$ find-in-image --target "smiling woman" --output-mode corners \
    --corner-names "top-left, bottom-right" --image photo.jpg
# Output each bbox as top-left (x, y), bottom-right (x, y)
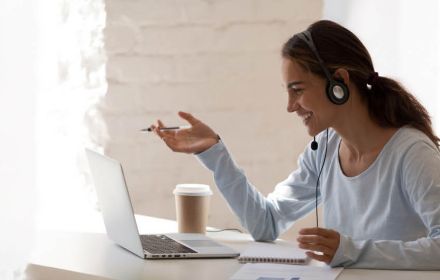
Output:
top-left (151, 20), bottom-right (440, 270)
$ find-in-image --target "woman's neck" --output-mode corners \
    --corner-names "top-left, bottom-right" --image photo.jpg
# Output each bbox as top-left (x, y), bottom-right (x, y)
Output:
top-left (332, 96), bottom-right (397, 160)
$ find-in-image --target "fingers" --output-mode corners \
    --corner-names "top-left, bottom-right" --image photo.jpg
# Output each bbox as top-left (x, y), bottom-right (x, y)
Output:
top-left (149, 113), bottom-right (211, 154)
top-left (299, 227), bottom-right (336, 237)
top-left (151, 120), bottom-right (184, 152)
top-left (153, 124), bottom-right (164, 139)
top-left (298, 241), bottom-right (333, 255)
top-left (297, 235), bottom-right (334, 251)
top-left (178, 111), bottom-right (199, 126)
top-left (305, 251), bottom-right (332, 264)
top-left (297, 227), bottom-right (340, 265)
top-left (153, 119), bottom-right (174, 139)
top-left (157, 119), bottom-right (165, 128)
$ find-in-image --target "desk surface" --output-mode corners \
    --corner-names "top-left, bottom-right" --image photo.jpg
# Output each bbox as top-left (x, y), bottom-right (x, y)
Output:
top-left (30, 214), bottom-right (440, 280)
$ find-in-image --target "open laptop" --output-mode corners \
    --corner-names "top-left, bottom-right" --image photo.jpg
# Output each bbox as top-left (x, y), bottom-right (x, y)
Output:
top-left (85, 148), bottom-right (239, 259)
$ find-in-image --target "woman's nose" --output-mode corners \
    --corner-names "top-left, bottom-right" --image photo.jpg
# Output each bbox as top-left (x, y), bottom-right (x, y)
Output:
top-left (287, 97), bottom-right (299, 113)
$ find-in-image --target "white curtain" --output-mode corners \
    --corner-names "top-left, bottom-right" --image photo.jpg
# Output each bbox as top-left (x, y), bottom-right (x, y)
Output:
top-left (1, 0), bottom-right (106, 277)
top-left (324, 0), bottom-right (440, 134)
top-left (0, 1), bottom-right (37, 278)
top-left (35, 0), bottom-right (106, 231)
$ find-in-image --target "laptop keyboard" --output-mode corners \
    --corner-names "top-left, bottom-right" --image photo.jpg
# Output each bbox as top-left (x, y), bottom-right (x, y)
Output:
top-left (140, 235), bottom-right (197, 254)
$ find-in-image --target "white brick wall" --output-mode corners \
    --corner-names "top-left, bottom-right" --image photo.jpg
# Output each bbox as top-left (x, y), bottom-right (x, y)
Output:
top-left (101, 0), bottom-right (322, 239)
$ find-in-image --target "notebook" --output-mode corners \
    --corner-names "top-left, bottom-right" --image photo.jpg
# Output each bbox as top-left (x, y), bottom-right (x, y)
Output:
top-left (238, 242), bottom-right (310, 265)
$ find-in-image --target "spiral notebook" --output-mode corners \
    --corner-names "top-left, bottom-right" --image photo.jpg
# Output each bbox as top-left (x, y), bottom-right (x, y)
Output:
top-left (238, 242), bottom-right (310, 265)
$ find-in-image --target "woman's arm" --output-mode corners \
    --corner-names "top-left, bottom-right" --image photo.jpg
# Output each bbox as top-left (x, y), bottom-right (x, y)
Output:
top-left (196, 140), bottom-right (319, 241)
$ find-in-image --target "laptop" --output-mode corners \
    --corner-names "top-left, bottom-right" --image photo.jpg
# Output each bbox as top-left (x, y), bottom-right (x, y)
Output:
top-left (85, 148), bottom-right (239, 259)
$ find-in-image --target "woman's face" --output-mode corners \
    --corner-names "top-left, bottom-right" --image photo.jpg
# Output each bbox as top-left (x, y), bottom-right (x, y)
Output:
top-left (282, 58), bottom-right (336, 136)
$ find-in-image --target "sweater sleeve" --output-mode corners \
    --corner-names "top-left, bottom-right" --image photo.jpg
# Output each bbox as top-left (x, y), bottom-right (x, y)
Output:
top-left (196, 140), bottom-right (319, 241)
top-left (330, 141), bottom-right (440, 269)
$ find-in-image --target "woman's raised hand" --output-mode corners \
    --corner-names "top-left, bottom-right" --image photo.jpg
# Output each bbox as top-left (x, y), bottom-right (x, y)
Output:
top-left (151, 111), bottom-right (220, 154)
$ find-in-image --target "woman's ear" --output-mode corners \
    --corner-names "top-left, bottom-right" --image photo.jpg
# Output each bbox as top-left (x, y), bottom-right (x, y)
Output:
top-left (333, 68), bottom-right (350, 85)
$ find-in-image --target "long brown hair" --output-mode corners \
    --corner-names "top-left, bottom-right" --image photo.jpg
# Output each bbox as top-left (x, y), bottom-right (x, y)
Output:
top-left (281, 20), bottom-right (440, 149)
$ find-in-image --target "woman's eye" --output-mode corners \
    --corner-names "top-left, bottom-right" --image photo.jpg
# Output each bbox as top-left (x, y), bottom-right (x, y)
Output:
top-left (292, 88), bottom-right (304, 95)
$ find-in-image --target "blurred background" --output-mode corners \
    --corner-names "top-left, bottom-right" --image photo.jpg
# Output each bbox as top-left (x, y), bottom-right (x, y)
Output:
top-left (1, 0), bottom-right (439, 277)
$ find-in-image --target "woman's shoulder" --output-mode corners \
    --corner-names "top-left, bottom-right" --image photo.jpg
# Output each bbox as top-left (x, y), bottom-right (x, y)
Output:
top-left (382, 127), bottom-right (439, 169)
top-left (390, 126), bottom-right (438, 152)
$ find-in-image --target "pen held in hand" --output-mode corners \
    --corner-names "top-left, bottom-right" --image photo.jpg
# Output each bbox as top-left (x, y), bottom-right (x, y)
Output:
top-left (140, 125), bottom-right (191, 132)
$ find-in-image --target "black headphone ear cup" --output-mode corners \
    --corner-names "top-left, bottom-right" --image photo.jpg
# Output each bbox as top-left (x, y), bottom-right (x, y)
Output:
top-left (326, 79), bottom-right (349, 105)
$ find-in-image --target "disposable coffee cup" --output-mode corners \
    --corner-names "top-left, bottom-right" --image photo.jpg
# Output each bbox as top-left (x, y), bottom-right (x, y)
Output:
top-left (173, 184), bottom-right (212, 234)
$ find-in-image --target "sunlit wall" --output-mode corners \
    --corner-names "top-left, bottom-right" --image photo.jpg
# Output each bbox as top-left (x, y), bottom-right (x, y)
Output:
top-left (0, 1), bottom-right (37, 278)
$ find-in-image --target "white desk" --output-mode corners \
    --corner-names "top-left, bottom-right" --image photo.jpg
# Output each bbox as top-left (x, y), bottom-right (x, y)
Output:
top-left (30, 214), bottom-right (440, 280)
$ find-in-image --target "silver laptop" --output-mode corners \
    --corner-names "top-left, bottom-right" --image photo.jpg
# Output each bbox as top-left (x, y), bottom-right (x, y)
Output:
top-left (85, 148), bottom-right (239, 259)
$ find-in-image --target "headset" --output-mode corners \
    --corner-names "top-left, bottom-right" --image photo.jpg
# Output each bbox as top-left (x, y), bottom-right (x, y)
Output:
top-left (295, 30), bottom-right (349, 227)
top-left (296, 30), bottom-right (350, 106)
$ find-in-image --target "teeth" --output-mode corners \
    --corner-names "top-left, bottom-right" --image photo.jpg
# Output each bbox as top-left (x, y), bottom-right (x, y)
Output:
top-left (302, 112), bottom-right (312, 122)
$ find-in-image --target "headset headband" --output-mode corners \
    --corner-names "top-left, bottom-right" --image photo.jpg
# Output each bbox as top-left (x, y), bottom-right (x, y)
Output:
top-left (296, 30), bottom-right (333, 82)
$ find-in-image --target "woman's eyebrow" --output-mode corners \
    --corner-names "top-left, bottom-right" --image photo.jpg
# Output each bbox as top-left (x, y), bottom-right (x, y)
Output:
top-left (286, 81), bottom-right (304, 89)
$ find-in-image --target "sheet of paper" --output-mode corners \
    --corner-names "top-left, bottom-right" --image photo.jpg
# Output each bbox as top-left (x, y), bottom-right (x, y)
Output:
top-left (229, 263), bottom-right (343, 280)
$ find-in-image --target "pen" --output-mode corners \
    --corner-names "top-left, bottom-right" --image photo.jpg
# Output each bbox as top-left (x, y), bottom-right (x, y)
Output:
top-left (140, 125), bottom-right (191, 132)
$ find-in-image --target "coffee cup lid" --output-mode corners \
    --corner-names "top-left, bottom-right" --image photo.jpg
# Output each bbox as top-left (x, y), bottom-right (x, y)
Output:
top-left (173, 184), bottom-right (213, 196)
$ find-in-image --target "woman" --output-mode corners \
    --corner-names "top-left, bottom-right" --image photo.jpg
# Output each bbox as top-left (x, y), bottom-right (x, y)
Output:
top-left (151, 20), bottom-right (440, 269)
